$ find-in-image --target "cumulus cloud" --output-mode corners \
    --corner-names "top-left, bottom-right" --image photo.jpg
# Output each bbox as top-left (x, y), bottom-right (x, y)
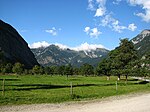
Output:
top-left (100, 14), bottom-right (137, 33)
top-left (54, 43), bottom-right (69, 50)
top-left (84, 27), bottom-right (102, 38)
top-left (88, 0), bottom-right (95, 10)
top-left (84, 27), bottom-right (90, 34)
top-left (95, 7), bottom-right (106, 17)
top-left (88, 0), bottom-right (106, 16)
top-left (29, 41), bottom-right (105, 51)
top-left (90, 28), bottom-right (102, 37)
top-left (128, 0), bottom-right (150, 22)
top-left (72, 42), bottom-right (105, 51)
top-left (87, 0), bottom-right (139, 33)
top-left (45, 27), bottom-right (61, 36)
top-left (128, 23), bottom-right (137, 31)
top-left (101, 14), bottom-right (126, 33)
top-left (112, 20), bottom-right (127, 33)
top-left (29, 41), bottom-right (50, 48)
top-left (96, 0), bottom-right (106, 6)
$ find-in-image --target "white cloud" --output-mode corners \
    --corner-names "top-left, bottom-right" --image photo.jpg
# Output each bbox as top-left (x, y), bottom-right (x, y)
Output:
top-left (100, 14), bottom-right (137, 33)
top-left (84, 27), bottom-right (90, 34)
top-left (128, 23), bottom-right (137, 31)
top-left (84, 27), bottom-right (102, 38)
top-left (101, 14), bottom-right (114, 26)
top-left (128, 0), bottom-right (150, 22)
top-left (54, 43), bottom-right (69, 50)
top-left (29, 41), bottom-right (105, 51)
top-left (96, 0), bottom-right (106, 6)
top-left (87, 0), bottom-right (139, 33)
top-left (29, 41), bottom-right (50, 48)
top-left (112, 20), bottom-right (127, 33)
top-left (88, 0), bottom-right (95, 10)
top-left (90, 28), bottom-right (102, 37)
top-left (95, 7), bottom-right (106, 17)
top-left (101, 14), bottom-right (127, 33)
top-left (45, 27), bottom-right (61, 36)
top-left (88, 0), bottom-right (106, 16)
top-left (72, 42), bottom-right (105, 51)
top-left (112, 0), bottom-right (122, 5)
top-left (95, 0), bottom-right (106, 17)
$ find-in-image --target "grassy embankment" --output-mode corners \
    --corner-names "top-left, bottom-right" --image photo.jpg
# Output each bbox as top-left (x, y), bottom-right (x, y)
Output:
top-left (0, 75), bottom-right (150, 105)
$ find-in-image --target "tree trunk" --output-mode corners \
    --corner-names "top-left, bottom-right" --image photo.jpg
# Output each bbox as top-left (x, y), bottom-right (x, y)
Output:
top-left (125, 75), bottom-right (128, 84)
top-left (125, 75), bottom-right (128, 81)
top-left (118, 75), bottom-right (120, 81)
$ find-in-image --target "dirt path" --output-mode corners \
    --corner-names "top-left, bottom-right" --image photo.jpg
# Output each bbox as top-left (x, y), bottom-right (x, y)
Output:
top-left (1, 93), bottom-right (150, 112)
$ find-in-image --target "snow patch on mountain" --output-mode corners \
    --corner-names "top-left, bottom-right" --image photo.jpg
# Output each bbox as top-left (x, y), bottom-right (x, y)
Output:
top-left (132, 30), bottom-right (150, 44)
top-left (30, 42), bottom-right (106, 51)
top-left (141, 30), bottom-right (150, 35)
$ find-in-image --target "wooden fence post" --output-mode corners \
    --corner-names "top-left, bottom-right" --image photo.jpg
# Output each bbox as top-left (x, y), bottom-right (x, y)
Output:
top-left (116, 81), bottom-right (118, 91)
top-left (70, 82), bottom-right (73, 96)
top-left (2, 79), bottom-right (5, 96)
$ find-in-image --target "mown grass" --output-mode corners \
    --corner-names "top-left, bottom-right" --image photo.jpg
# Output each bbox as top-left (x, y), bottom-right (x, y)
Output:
top-left (0, 75), bottom-right (150, 105)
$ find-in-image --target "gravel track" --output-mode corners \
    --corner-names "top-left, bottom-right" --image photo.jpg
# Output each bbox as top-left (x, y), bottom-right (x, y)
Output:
top-left (1, 93), bottom-right (150, 112)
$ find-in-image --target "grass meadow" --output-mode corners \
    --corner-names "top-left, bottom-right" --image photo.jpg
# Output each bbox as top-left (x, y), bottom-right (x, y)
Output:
top-left (0, 75), bottom-right (150, 105)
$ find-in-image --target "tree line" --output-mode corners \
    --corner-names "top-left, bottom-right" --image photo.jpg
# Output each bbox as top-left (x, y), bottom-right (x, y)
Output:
top-left (0, 62), bottom-right (95, 76)
top-left (0, 39), bottom-right (149, 78)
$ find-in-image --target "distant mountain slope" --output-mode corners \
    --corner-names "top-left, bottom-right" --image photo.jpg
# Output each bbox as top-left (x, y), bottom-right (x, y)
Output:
top-left (0, 20), bottom-right (39, 68)
top-left (131, 29), bottom-right (150, 56)
top-left (31, 45), bottom-right (109, 67)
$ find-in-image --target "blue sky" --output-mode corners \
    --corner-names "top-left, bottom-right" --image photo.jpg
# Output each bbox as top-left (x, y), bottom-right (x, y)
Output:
top-left (0, 0), bottom-right (150, 50)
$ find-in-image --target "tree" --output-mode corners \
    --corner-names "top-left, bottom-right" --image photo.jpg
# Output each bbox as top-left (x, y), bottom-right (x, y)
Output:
top-left (142, 52), bottom-right (150, 76)
top-left (108, 38), bottom-right (138, 80)
top-left (44, 66), bottom-right (52, 75)
top-left (58, 65), bottom-right (65, 75)
top-left (73, 67), bottom-right (80, 76)
top-left (2, 63), bottom-right (12, 74)
top-left (97, 58), bottom-right (111, 80)
top-left (133, 52), bottom-right (150, 77)
top-left (12, 62), bottom-right (24, 74)
top-left (80, 63), bottom-right (94, 76)
top-left (32, 65), bottom-right (43, 75)
top-left (64, 64), bottom-right (73, 78)
top-left (50, 66), bottom-right (59, 75)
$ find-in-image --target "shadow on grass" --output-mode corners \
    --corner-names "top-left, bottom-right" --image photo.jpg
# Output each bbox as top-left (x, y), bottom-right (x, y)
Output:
top-left (0, 78), bottom-right (20, 81)
top-left (138, 81), bottom-right (150, 84)
top-left (1, 80), bottom-right (149, 91)
top-left (1, 83), bottom-right (115, 91)
top-left (127, 79), bottom-right (139, 81)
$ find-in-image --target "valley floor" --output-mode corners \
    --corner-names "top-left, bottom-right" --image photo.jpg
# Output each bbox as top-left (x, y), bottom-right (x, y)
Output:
top-left (1, 93), bottom-right (150, 112)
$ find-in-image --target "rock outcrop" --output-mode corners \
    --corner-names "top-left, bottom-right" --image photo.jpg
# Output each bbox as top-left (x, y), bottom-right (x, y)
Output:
top-left (0, 20), bottom-right (39, 68)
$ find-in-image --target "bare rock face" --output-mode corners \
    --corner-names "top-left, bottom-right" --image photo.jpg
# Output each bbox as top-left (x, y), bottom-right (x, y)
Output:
top-left (0, 20), bottom-right (39, 68)
top-left (131, 29), bottom-right (150, 57)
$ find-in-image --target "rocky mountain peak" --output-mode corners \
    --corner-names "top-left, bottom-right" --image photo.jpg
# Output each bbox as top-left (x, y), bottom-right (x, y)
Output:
top-left (132, 29), bottom-right (150, 45)
top-left (131, 29), bottom-right (150, 57)
top-left (140, 29), bottom-right (150, 36)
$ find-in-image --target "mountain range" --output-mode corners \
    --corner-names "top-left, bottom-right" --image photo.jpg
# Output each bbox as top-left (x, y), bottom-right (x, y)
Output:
top-left (31, 45), bottom-right (109, 67)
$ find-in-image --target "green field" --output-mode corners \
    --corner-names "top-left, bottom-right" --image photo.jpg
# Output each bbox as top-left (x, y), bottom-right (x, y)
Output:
top-left (0, 75), bottom-right (150, 105)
